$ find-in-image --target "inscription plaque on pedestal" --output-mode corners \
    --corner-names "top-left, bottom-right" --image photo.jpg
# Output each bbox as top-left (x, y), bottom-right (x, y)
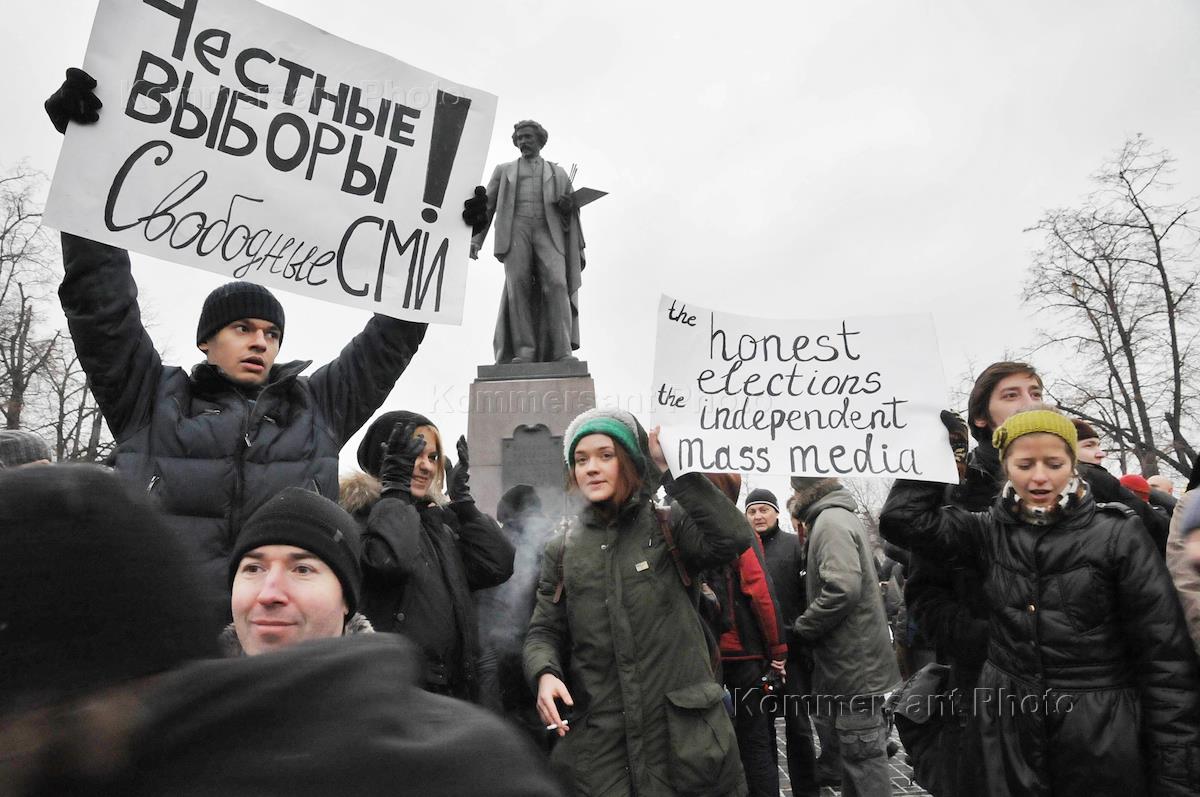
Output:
top-left (501, 424), bottom-right (568, 518)
top-left (467, 365), bottom-right (596, 519)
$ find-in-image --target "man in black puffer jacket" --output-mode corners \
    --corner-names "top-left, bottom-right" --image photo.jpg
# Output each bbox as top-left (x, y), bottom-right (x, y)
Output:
top-left (58, 233), bottom-right (427, 633)
top-left (48, 73), bottom-right (433, 633)
top-left (901, 361), bottom-right (1042, 795)
top-left (747, 488), bottom-right (818, 797)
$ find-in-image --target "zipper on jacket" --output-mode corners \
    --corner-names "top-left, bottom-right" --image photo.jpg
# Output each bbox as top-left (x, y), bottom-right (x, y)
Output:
top-left (1029, 531), bottom-right (1049, 687)
top-left (146, 475), bottom-right (160, 494)
top-left (228, 379), bottom-right (283, 544)
top-left (228, 394), bottom-right (253, 545)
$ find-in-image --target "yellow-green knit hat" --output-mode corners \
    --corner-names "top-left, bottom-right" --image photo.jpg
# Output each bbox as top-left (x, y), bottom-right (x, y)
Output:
top-left (992, 409), bottom-right (1078, 459)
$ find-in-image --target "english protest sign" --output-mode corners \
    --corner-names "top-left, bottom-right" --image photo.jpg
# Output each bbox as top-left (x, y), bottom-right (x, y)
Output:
top-left (649, 295), bottom-right (959, 483)
top-left (45, 0), bottom-right (498, 324)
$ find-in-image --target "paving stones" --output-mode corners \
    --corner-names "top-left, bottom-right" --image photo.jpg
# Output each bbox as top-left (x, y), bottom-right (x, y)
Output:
top-left (774, 717), bottom-right (931, 797)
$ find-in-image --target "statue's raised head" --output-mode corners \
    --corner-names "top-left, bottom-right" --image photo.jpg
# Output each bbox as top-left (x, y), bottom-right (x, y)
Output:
top-left (511, 120), bottom-right (549, 148)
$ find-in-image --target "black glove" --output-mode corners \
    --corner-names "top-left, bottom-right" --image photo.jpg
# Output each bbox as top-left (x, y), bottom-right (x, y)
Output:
top-left (940, 410), bottom-right (970, 481)
top-left (379, 422), bottom-right (426, 500)
top-left (444, 435), bottom-right (472, 503)
top-left (45, 68), bottom-right (102, 134)
top-left (462, 186), bottom-right (488, 234)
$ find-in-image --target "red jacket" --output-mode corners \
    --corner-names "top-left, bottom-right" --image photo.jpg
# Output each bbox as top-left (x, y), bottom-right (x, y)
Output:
top-left (717, 531), bottom-right (788, 661)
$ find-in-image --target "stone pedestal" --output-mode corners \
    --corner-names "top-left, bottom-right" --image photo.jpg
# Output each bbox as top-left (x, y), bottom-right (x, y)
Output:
top-left (467, 360), bottom-right (595, 520)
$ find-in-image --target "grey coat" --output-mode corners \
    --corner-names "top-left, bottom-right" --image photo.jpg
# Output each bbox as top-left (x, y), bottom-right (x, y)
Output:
top-left (793, 487), bottom-right (900, 699)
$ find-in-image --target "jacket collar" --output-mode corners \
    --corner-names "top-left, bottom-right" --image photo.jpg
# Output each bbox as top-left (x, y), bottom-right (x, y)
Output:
top-left (969, 439), bottom-right (1002, 482)
top-left (758, 523), bottom-right (782, 539)
top-left (191, 358), bottom-right (312, 396)
top-left (219, 612), bottom-right (375, 657)
top-left (579, 492), bottom-right (650, 529)
top-left (993, 480), bottom-right (1096, 530)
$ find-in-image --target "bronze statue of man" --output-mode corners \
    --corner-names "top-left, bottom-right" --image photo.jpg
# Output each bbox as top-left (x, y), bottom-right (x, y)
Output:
top-left (470, 120), bottom-right (584, 364)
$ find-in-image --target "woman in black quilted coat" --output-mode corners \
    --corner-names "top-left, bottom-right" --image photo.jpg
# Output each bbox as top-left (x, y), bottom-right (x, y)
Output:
top-left (881, 406), bottom-right (1200, 796)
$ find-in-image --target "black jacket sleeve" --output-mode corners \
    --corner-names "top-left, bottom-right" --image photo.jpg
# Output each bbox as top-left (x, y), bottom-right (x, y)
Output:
top-left (524, 533), bottom-right (568, 687)
top-left (445, 501), bottom-right (515, 591)
top-left (307, 315), bottom-right (427, 445)
top-left (1080, 464), bottom-right (1168, 555)
top-left (663, 471), bottom-right (754, 570)
top-left (1111, 513), bottom-right (1200, 794)
top-left (905, 552), bottom-right (989, 669)
top-left (360, 496), bottom-right (425, 583)
top-left (879, 478), bottom-right (988, 573)
top-left (57, 233), bottom-right (162, 441)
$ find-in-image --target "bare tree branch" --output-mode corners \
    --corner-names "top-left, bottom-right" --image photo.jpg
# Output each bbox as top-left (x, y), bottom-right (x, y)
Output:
top-left (1023, 135), bottom-right (1200, 478)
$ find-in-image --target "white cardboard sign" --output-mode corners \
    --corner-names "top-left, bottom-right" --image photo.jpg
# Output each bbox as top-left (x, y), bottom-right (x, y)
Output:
top-left (649, 295), bottom-right (959, 483)
top-left (45, 0), bottom-right (498, 324)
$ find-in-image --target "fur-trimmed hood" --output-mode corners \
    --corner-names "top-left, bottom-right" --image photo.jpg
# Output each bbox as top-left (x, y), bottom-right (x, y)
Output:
top-left (338, 470), bottom-right (449, 516)
top-left (339, 471), bottom-right (383, 517)
top-left (789, 478), bottom-right (843, 524)
top-left (219, 612), bottom-right (375, 657)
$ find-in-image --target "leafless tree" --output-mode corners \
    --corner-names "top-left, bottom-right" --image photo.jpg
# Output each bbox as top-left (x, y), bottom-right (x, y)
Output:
top-left (1024, 135), bottom-right (1199, 477)
top-left (842, 476), bottom-right (894, 551)
top-left (0, 166), bottom-right (60, 430)
top-left (33, 344), bottom-right (113, 462)
top-left (0, 163), bottom-right (123, 460)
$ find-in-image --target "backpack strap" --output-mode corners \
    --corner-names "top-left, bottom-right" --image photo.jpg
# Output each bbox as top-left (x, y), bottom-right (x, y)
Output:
top-left (655, 506), bottom-right (692, 588)
top-left (552, 519), bottom-right (573, 605)
top-left (553, 541), bottom-right (566, 604)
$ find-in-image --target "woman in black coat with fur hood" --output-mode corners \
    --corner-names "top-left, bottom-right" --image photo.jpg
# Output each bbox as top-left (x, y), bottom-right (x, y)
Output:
top-left (340, 411), bottom-right (515, 701)
top-left (881, 406), bottom-right (1200, 797)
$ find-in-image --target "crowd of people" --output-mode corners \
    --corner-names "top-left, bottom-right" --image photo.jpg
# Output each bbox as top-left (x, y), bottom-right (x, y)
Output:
top-left (4, 73), bottom-right (1200, 797)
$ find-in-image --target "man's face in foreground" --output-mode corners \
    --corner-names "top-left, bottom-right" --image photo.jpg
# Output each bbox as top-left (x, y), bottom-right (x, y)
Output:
top-left (232, 545), bottom-right (346, 655)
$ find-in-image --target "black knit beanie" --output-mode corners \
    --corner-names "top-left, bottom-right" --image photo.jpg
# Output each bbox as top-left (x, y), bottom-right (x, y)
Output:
top-left (0, 465), bottom-right (218, 712)
top-left (228, 488), bottom-right (362, 614)
top-left (196, 281), bottom-right (286, 345)
top-left (497, 484), bottom-right (542, 525)
top-left (357, 410), bottom-right (436, 478)
top-left (744, 488), bottom-right (779, 512)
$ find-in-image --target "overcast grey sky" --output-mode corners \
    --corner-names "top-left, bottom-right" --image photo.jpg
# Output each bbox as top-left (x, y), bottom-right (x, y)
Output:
top-left (3, 0), bottom-right (1198, 504)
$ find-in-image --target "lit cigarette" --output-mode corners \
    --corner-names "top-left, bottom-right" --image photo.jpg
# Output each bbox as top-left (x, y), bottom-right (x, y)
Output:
top-left (546, 720), bottom-right (570, 730)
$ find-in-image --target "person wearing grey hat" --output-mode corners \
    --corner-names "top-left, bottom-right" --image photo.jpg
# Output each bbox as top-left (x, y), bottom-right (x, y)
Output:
top-left (0, 429), bottom-right (52, 468)
top-left (223, 488), bottom-right (375, 657)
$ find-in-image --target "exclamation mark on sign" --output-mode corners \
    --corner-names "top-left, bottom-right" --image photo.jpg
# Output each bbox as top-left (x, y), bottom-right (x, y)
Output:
top-left (421, 90), bottom-right (473, 223)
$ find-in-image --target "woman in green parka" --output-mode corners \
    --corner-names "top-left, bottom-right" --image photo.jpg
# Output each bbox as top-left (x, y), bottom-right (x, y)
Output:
top-left (523, 408), bottom-right (752, 797)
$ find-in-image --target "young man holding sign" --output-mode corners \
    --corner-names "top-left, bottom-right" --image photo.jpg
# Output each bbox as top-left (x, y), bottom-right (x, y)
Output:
top-left (45, 72), bottom-right (458, 632)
